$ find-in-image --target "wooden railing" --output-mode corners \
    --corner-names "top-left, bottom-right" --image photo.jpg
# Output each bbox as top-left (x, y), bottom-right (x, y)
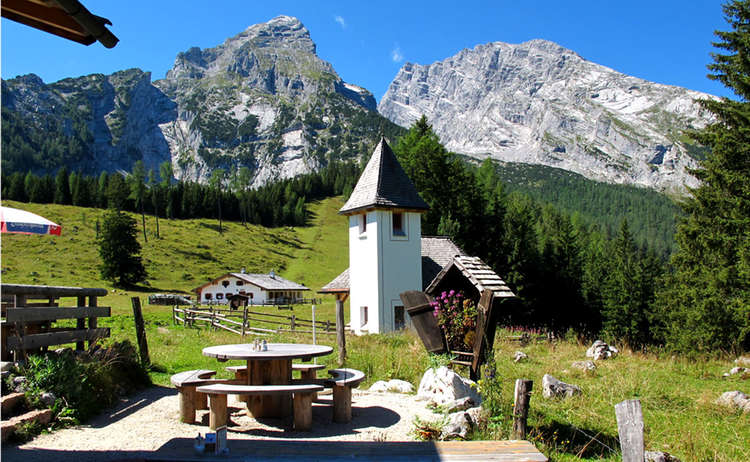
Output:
top-left (1, 284), bottom-right (110, 361)
top-left (172, 305), bottom-right (334, 337)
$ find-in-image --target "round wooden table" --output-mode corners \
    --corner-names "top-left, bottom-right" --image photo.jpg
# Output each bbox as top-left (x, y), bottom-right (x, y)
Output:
top-left (202, 343), bottom-right (333, 418)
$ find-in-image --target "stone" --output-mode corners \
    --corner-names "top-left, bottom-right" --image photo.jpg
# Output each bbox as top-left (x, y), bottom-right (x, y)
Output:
top-left (12, 376), bottom-right (27, 392)
top-left (440, 411), bottom-right (472, 440)
top-left (513, 351), bottom-right (528, 363)
top-left (1, 409), bottom-right (53, 443)
top-left (465, 406), bottom-right (487, 428)
top-left (645, 451), bottom-right (682, 462)
top-left (542, 374), bottom-right (581, 398)
top-left (1, 392), bottom-right (25, 415)
top-left (736, 356), bottom-right (750, 367)
top-left (417, 367), bottom-right (481, 406)
top-left (586, 340), bottom-right (618, 360)
top-left (368, 379), bottom-right (414, 394)
top-left (39, 392), bottom-right (57, 407)
top-left (571, 360), bottom-right (596, 373)
top-left (445, 396), bottom-right (475, 413)
top-left (716, 390), bottom-right (750, 413)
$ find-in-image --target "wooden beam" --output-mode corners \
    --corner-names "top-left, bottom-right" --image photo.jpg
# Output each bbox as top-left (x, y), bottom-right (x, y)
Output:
top-left (471, 289), bottom-right (497, 380)
top-left (1, 284), bottom-right (108, 298)
top-left (5, 328), bottom-right (110, 350)
top-left (1, 0), bottom-right (92, 42)
top-left (5, 306), bottom-right (110, 323)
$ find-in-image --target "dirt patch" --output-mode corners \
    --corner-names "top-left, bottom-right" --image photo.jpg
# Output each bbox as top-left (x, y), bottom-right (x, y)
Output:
top-left (2, 385), bottom-right (439, 461)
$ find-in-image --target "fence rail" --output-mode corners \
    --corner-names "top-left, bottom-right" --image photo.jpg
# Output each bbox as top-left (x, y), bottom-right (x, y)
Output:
top-left (172, 305), bottom-right (335, 337)
top-left (1, 284), bottom-right (110, 360)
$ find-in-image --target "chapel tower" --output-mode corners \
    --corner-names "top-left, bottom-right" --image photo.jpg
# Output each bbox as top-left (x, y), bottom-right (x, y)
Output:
top-left (338, 138), bottom-right (429, 334)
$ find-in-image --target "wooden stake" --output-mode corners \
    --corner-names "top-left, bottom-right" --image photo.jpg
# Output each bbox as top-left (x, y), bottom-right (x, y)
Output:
top-left (336, 297), bottom-right (346, 366)
top-left (131, 297), bottom-right (150, 366)
top-left (512, 379), bottom-right (533, 440)
top-left (615, 399), bottom-right (644, 462)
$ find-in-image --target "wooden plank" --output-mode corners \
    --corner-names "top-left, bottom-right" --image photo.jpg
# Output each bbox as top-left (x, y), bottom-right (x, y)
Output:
top-left (1, 284), bottom-right (108, 298)
top-left (5, 328), bottom-right (110, 350)
top-left (4, 307), bottom-right (110, 322)
top-left (471, 289), bottom-right (497, 380)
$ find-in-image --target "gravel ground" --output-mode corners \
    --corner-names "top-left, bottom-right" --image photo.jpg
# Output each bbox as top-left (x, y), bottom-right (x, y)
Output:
top-left (2, 386), bottom-right (438, 461)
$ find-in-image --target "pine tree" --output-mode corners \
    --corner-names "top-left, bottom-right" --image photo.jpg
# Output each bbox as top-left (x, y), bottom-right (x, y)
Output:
top-left (54, 167), bottom-right (71, 204)
top-left (660, 0), bottom-right (750, 353)
top-left (98, 209), bottom-right (147, 287)
top-left (128, 161), bottom-right (148, 242)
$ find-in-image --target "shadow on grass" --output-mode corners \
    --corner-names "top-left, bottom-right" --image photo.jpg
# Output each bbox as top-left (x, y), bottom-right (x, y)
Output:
top-left (529, 420), bottom-right (619, 459)
top-left (172, 247), bottom-right (218, 262)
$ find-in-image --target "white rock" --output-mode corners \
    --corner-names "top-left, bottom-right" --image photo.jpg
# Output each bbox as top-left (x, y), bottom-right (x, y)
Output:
top-left (369, 379), bottom-right (414, 394)
top-left (716, 390), bottom-right (750, 413)
top-left (369, 381), bottom-right (390, 393)
top-left (446, 396), bottom-right (475, 413)
top-left (586, 340), bottom-right (618, 360)
top-left (542, 374), bottom-right (581, 399)
top-left (571, 360), bottom-right (596, 373)
top-left (417, 367), bottom-right (481, 406)
top-left (645, 451), bottom-right (682, 462)
top-left (513, 351), bottom-right (528, 363)
top-left (440, 411), bottom-right (472, 440)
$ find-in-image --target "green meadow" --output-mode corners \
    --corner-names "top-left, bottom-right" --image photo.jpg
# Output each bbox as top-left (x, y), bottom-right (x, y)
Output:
top-left (1, 199), bottom-right (748, 461)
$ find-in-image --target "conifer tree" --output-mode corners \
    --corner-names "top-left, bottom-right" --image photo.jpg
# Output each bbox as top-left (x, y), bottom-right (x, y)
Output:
top-left (128, 161), bottom-right (148, 242)
top-left (98, 209), bottom-right (147, 287)
top-left (660, 0), bottom-right (750, 352)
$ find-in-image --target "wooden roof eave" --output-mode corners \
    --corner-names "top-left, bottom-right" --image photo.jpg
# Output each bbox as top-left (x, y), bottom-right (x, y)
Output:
top-left (339, 205), bottom-right (429, 216)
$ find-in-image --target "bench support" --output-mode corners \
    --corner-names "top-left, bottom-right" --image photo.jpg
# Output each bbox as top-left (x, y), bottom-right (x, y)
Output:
top-left (208, 394), bottom-right (228, 430)
top-left (332, 385), bottom-right (352, 423)
top-left (178, 386), bottom-right (197, 423)
top-left (293, 392), bottom-right (314, 431)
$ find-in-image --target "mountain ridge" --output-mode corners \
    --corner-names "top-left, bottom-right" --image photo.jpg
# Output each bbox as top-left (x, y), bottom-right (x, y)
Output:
top-left (378, 38), bottom-right (715, 192)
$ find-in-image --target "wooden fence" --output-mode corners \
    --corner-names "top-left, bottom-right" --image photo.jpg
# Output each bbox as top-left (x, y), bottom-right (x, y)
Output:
top-left (1, 284), bottom-right (110, 361)
top-left (172, 305), bottom-right (335, 337)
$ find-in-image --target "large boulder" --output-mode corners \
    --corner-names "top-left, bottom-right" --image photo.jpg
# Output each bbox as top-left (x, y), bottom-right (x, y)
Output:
top-left (585, 340), bottom-right (618, 360)
top-left (542, 374), bottom-right (582, 398)
top-left (440, 411), bottom-right (473, 440)
top-left (716, 390), bottom-right (750, 413)
top-left (417, 366), bottom-right (481, 406)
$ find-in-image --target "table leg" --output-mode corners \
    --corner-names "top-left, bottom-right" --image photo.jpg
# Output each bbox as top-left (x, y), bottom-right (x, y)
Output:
top-left (246, 358), bottom-right (292, 418)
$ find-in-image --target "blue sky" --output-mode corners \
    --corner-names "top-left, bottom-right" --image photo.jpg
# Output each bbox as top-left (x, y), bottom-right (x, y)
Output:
top-left (1, 1), bottom-right (731, 102)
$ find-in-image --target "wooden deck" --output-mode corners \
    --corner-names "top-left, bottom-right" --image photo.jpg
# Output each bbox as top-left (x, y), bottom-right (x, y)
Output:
top-left (150, 439), bottom-right (547, 461)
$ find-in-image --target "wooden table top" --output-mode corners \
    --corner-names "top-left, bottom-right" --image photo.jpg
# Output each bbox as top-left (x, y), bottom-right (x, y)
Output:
top-left (202, 343), bottom-right (333, 361)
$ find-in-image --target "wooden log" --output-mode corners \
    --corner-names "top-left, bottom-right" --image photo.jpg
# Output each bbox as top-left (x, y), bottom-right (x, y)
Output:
top-left (512, 379), bottom-right (533, 440)
top-left (246, 358), bottom-right (292, 418)
top-left (336, 298), bottom-right (346, 366)
top-left (293, 392), bottom-right (314, 431)
top-left (332, 385), bottom-right (352, 423)
top-left (178, 385), bottom-right (197, 423)
top-left (131, 297), bottom-right (150, 366)
top-left (5, 328), bottom-right (110, 350)
top-left (208, 393), bottom-right (228, 430)
top-left (195, 390), bottom-right (208, 411)
top-left (615, 399), bottom-right (644, 462)
top-left (4, 307), bottom-right (110, 323)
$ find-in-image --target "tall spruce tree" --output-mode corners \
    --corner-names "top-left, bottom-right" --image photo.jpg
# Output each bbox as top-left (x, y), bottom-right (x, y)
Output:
top-left (660, 0), bottom-right (750, 352)
top-left (98, 209), bottom-right (147, 287)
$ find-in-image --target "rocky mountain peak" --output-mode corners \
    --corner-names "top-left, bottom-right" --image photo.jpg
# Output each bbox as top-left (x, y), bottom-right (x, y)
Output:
top-left (379, 39), bottom-right (714, 192)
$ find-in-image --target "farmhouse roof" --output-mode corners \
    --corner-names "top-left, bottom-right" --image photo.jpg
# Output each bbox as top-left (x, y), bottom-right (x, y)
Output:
top-left (339, 137), bottom-right (429, 215)
top-left (425, 255), bottom-right (516, 299)
top-left (193, 272), bottom-right (309, 293)
top-left (319, 268), bottom-right (350, 294)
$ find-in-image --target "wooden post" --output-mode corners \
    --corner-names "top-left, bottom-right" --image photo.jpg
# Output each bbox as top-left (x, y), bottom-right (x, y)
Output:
top-left (88, 295), bottom-right (98, 349)
top-left (131, 297), bottom-right (150, 366)
top-left (512, 379), bottom-right (533, 440)
top-left (290, 314), bottom-right (296, 331)
top-left (241, 306), bottom-right (247, 338)
top-left (615, 399), bottom-right (644, 462)
top-left (76, 295), bottom-right (86, 351)
top-left (471, 289), bottom-right (497, 381)
top-left (336, 297), bottom-right (346, 366)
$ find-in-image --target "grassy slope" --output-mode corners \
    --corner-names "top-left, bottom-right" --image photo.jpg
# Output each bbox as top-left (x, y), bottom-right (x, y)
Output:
top-left (2, 200), bottom-right (748, 461)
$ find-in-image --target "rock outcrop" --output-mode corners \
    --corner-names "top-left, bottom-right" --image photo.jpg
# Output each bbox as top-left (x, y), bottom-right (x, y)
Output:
top-left (379, 39), bottom-right (716, 193)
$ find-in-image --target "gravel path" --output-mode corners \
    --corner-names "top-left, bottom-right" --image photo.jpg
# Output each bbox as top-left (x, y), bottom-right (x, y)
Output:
top-left (2, 386), bottom-right (438, 461)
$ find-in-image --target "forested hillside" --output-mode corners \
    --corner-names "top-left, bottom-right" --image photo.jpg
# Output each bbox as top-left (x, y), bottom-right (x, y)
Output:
top-left (484, 161), bottom-right (681, 256)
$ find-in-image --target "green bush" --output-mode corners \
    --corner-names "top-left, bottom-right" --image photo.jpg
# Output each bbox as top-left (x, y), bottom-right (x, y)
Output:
top-left (20, 340), bottom-right (151, 423)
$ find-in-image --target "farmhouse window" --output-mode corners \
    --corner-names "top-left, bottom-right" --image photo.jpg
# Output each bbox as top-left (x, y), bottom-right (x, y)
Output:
top-left (222, 280), bottom-right (230, 288)
top-left (216, 293), bottom-right (224, 300)
top-left (360, 306), bottom-right (368, 327)
top-left (236, 281), bottom-right (244, 286)
top-left (205, 293), bottom-right (212, 300)
top-left (226, 293), bottom-right (232, 299)
top-left (392, 212), bottom-right (405, 236)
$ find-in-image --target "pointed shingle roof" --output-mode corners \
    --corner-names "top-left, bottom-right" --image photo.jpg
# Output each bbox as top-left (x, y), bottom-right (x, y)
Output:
top-left (339, 137), bottom-right (429, 215)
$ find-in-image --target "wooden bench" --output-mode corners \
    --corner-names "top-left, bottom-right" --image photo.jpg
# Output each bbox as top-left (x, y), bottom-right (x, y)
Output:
top-left (171, 369), bottom-right (234, 424)
top-left (325, 368), bottom-right (366, 423)
top-left (196, 383), bottom-right (324, 431)
top-left (226, 363), bottom-right (326, 381)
